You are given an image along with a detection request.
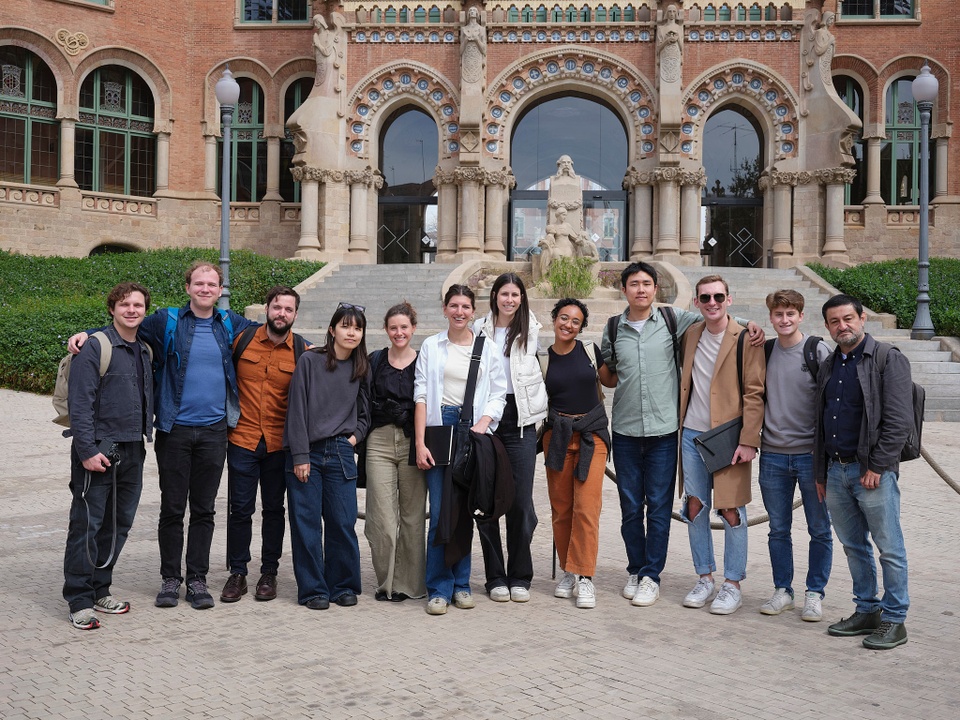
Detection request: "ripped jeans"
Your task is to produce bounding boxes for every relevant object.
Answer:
[680,428,748,581]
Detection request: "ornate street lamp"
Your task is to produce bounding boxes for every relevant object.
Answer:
[215,67,241,310]
[910,63,938,340]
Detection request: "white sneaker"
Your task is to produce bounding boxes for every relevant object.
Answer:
[575,576,596,609]
[760,587,795,616]
[710,582,743,615]
[683,577,716,608]
[453,591,475,609]
[510,586,530,603]
[425,597,448,615]
[622,573,640,599]
[489,585,510,602]
[555,572,576,599]
[801,591,823,622]
[631,576,660,607]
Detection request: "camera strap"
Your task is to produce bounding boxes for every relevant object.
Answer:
[82,459,120,570]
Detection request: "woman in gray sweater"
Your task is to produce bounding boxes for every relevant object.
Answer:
[284,303,370,610]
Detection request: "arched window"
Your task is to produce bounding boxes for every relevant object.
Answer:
[719,4,732,21]
[536,5,547,21]
[623,4,635,21]
[428,6,441,22]
[765,3,777,20]
[556,6,567,22]
[76,65,155,196]
[610,6,621,22]
[580,5,591,22]
[521,6,534,21]
[596,5,607,21]
[218,77,266,203]
[0,46,59,185]
[835,75,867,205]
[704,6,717,21]
[749,3,762,20]
[385,7,397,22]
[508,5,520,21]
[882,76,935,206]
[414,7,426,22]
[280,77,312,203]
[399,7,409,22]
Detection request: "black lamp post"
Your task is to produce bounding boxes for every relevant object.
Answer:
[910,63,938,340]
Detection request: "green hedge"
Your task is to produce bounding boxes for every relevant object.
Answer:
[808,258,960,337]
[0,248,324,394]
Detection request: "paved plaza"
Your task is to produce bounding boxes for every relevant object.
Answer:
[2,386,959,719]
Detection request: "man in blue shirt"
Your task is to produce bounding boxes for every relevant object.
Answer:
[814,294,913,650]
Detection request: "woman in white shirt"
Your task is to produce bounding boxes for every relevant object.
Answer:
[414,285,507,616]
[473,273,548,603]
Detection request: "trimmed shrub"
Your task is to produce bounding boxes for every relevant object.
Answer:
[539,256,598,298]
[0,249,324,393]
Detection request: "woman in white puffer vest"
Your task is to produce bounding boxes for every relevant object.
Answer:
[473,272,549,603]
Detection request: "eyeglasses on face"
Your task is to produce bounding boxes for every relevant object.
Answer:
[337,301,366,313]
[698,293,727,304]
[557,313,583,327]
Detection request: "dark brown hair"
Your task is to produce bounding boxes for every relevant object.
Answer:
[765,289,804,313]
[490,272,530,356]
[107,282,151,312]
[384,301,417,327]
[265,285,301,310]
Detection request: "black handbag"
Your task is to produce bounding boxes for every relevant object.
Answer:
[693,330,747,474]
[450,335,485,491]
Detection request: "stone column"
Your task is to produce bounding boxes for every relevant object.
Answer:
[935,136,949,198]
[624,168,654,258]
[679,169,706,263]
[482,168,515,258]
[204,135,217,194]
[455,166,484,255]
[817,168,856,260]
[653,167,681,258]
[155,131,171,194]
[862,129,884,204]
[346,168,379,259]
[769,171,796,263]
[292,166,322,259]
[759,175,774,262]
[367,172,382,257]
[435,168,458,260]
[263,133,283,201]
[56,118,78,188]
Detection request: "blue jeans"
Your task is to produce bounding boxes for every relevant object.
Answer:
[285,436,362,605]
[758,451,833,596]
[155,419,228,582]
[63,441,144,613]
[826,460,909,623]
[227,439,286,576]
[612,431,677,584]
[425,405,472,601]
[680,428,748,581]
[479,395,538,591]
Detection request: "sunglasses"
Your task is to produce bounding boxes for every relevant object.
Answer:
[698,293,727,304]
[337,301,366,313]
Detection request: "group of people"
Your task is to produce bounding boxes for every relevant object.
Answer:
[61,260,914,651]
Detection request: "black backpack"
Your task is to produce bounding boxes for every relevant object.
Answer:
[764,335,824,377]
[231,326,308,366]
[875,343,925,462]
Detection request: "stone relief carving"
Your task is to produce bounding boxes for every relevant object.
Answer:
[657,5,683,85]
[289,166,346,183]
[459,7,486,131]
[623,168,656,187]
[55,29,90,57]
[313,13,346,115]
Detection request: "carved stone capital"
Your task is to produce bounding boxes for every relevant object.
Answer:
[679,169,707,187]
[344,168,379,186]
[623,168,656,188]
[482,169,516,189]
[769,170,810,187]
[453,166,485,184]
[758,175,771,192]
[434,167,458,186]
[289,166,344,183]
[653,167,682,183]
[814,167,858,185]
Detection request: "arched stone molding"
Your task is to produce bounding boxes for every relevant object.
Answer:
[74,47,174,133]
[484,47,655,163]
[203,58,274,135]
[0,28,74,114]
[832,55,878,127]
[276,59,318,110]
[346,62,461,163]
[680,61,800,165]
[878,56,951,128]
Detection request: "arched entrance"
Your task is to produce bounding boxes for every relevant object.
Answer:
[508,94,628,260]
[378,106,439,263]
[701,106,764,267]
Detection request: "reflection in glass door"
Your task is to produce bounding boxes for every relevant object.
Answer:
[377,200,438,264]
[583,195,626,260]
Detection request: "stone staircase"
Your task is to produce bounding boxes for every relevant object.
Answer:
[283,263,960,421]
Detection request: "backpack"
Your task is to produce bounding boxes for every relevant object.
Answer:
[53,332,153,428]
[231,325,307,366]
[607,306,680,379]
[764,335,824,377]
[875,343,925,462]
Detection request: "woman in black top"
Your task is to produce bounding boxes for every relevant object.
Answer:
[364,302,426,602]
[541,299,610,609]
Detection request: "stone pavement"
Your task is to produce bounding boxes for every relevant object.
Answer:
[2,386,959,719]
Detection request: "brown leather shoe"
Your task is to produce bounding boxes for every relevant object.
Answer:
[254,573,277,601]
[220,573,247,603]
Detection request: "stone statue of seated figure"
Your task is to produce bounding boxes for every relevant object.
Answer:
[533,205,599,283]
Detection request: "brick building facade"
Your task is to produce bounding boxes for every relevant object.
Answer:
[0,0,955,267]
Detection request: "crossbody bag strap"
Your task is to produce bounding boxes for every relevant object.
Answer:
[736,328,746,399]
[459,335,486,426]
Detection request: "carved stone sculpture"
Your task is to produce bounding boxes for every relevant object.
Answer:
[657,4,684,127]
[459,7,486,129]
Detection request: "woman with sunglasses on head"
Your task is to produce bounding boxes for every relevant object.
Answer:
[542,298,610,609]
[473,273,548,603]
[414,285,506,616]
[284,302,370,610]
[364,302,426,603]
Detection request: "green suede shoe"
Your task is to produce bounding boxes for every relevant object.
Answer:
[863,621,908,650]
[827,609,882,636]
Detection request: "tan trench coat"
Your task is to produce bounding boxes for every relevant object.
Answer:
[678,317,765,509]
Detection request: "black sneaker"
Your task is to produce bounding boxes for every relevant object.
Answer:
[155,578,182,608]
[863,621,908,650]
[186,578,215,610]
[827,609,882,636]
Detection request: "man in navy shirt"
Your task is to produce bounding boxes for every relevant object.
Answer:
[814,294,913,649]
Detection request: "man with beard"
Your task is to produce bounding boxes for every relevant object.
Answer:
[220,286,308,603]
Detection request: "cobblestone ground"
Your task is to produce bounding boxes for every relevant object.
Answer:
[2,388,958,719]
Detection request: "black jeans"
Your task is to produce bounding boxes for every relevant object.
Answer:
[478,395,538,591]
[63,441,144,612]
[156,419,228,582]
[227,439,286,576]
